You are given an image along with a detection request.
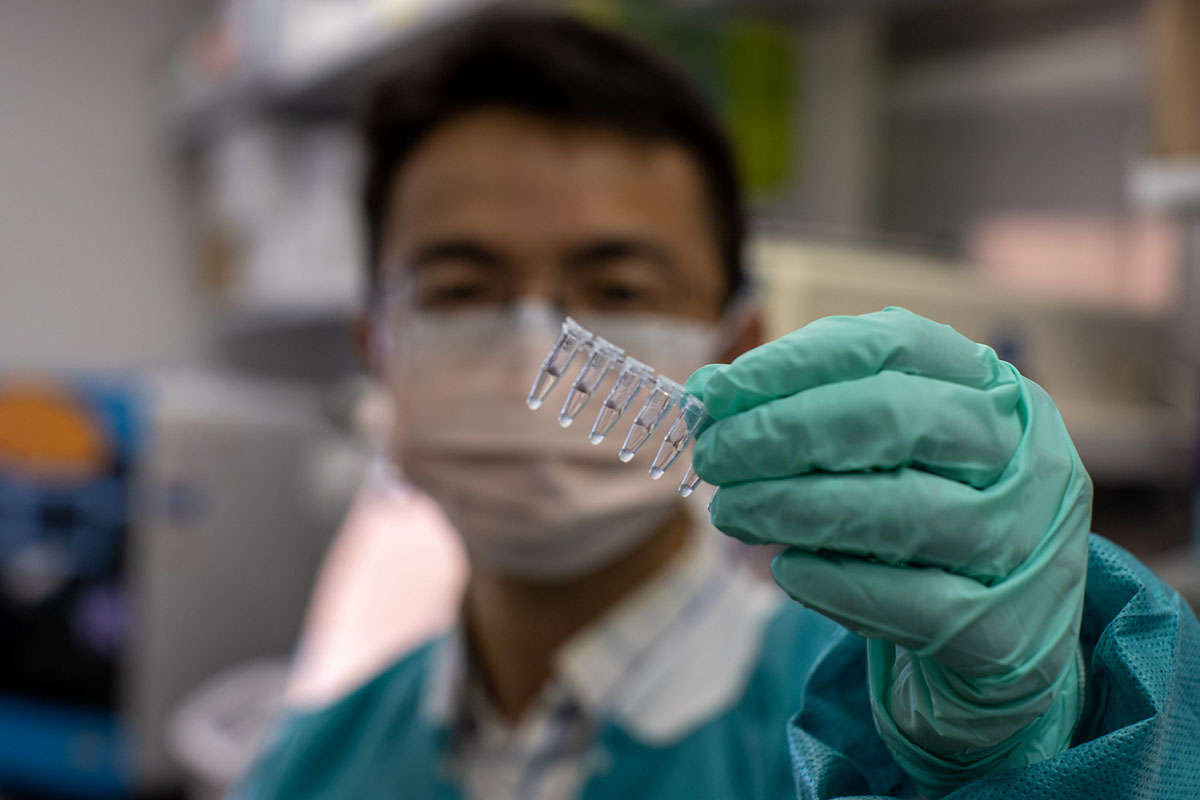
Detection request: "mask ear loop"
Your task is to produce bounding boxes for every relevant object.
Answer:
[366,269,420,490]
[706,281,761,363]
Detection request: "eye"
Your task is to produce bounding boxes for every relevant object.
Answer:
[423,281,492,308]
[414,268,505,310]
[577,275,667,313]
[596,281,647,304]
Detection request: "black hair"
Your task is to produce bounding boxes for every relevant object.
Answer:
[358,7,746,303]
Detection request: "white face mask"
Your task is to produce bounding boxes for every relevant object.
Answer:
[386,302,733,581]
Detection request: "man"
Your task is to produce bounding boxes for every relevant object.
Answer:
[240,9,1200,799]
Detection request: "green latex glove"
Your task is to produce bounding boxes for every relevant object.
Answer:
[686,307,1092,797]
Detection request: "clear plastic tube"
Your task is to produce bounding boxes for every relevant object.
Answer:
[678,465,703,497]
[557,337,623,427]
[589,357,653,444]
[618,376,681,463]
[527,318,712,498]
[649,394,706,479]
[527,317,589,410]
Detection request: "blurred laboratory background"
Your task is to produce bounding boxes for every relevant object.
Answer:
[1,0,1198,797]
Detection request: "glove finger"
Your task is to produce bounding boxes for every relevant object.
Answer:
[771,540,1085,676]
[709,470,1047,582]
[700,307,1010,420]
[683,363,724,399]
[693,370,1022,488]
[770,547,991,660]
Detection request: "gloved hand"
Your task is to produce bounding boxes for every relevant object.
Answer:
[686,307,1092,797]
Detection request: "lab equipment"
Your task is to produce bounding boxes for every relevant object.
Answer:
[589,356,652,445]
[650,393,708,486]
[527,317,710,497]
[618,376,681,463]
[688,307,1091,796]
[525,317,588,411]
[0,371,342,797]
[557,336,623,428]
[0,377,139,797]
[167,660,290,800]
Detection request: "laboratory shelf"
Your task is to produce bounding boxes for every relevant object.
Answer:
[212,302,358,339]
[170,0,985,148]
[173,0,507,148]
[210,303,361,381]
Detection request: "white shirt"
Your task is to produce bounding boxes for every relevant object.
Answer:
[422,527,784,800]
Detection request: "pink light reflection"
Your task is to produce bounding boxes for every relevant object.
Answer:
[284,476,466,709]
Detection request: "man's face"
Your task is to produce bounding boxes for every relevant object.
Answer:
[371,109,749,581]
[377,108,728,323]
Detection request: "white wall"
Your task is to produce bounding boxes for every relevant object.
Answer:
[0,0,207,370]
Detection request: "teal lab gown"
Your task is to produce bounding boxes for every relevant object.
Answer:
[238,536,1200,798]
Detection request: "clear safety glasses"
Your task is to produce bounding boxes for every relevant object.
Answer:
[527,317,711,498]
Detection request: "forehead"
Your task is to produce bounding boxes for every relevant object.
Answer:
[381,109,725,292]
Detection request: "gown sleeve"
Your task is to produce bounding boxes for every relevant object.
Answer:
[786,534,1200,800]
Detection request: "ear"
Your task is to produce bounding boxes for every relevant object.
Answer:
[718,309,764,364]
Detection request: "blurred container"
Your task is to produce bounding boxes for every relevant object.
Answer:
[1151,0,1200,157]
[171,0,500,130]
[167,660,289,800]
[127,371,355,791]
[199,122,362,316]
[0,375,141,797]
[0,370,354,795]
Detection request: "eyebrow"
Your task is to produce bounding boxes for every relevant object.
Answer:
[408,238,507,270]
[563,237,680,279]
[404,235,684,284]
